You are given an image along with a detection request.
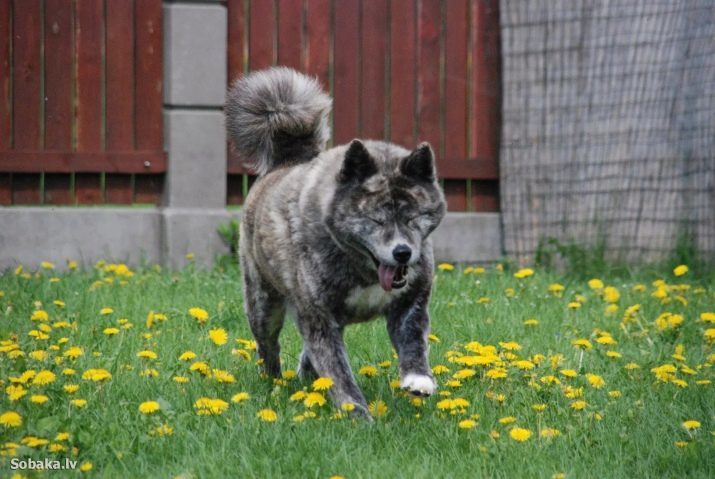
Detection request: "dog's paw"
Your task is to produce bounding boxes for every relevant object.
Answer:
[400,373,436,397]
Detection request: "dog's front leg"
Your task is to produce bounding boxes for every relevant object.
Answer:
[297,311,371,417]
[387,300,436,397]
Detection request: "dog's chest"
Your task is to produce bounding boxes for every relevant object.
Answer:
[344,284,399,320]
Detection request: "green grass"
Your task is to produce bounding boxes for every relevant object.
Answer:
[0,262,713,478]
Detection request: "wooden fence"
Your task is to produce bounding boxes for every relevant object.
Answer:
[226,0,501,212]
[0,0,165,205]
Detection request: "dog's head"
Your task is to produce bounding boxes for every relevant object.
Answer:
[326,139,446,292]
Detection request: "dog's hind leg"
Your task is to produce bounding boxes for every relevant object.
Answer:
[297,347,318,381]
[387,297,436,397]
[242,265,285,378]
[296,311,370,417]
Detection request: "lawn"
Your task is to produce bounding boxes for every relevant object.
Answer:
[0,260,713,478]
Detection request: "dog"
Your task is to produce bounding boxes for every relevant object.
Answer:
[226,67,446,417]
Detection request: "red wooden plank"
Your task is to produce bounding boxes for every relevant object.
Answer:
[444,0,468,162]
[226,174,244,205]
[0,174,10,205]
[470,0,500,166]
[0,151,167,173]
[360,0,387,140]
[43,174,72,204]
[435,157,497,180]
[75,0,103,204]
[305,0,330,89]
[106,0,135,204]
[134,174,162,205]
[416,0,441,153]
[227,0,246,83]
[0,0,11,150]
[135,0,163,150]
[471,179,499,212]
[444,179,467,212]
[389,0,417,148]
[12,0,42,204]
[44,0,73,204]
[105,174,133,204]
[277,0,303,69]
[0,1,11,204]
[333,0,360,144]
[249,0,275,70]
[12,174,42,204]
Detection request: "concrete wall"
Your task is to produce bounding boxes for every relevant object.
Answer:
[0,1,503,271]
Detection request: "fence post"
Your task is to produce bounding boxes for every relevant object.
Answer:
[162,1,229,268]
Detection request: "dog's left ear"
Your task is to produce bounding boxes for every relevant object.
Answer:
[401,142,436,182]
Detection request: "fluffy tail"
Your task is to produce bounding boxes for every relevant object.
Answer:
[225,67,332,176]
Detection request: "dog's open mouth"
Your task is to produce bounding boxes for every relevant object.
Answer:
[377,264,408,292]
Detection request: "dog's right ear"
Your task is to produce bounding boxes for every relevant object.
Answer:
[338,139,378,183]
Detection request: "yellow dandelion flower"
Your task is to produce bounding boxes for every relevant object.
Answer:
[212,369,236,383]
[432,364,450,375]
[231,392,250,403]
[194,397,229,415]
[55,432,70,441]
[624,362,640,370]
[41,261,55,270]
[606,350,622,359]
[139,401,160,414]
[513,360,535,370]
[137,350,158,360]
[0,411,22,427]
[341,402,356,412]
[486,368,508,379]
[705,328,715,343]
[30,394,49,404]
[32,370,56,386]
[173,375,189,384]
[63,384,79,393]
[80,462,92,472]
[701,312,715,323]
[290,390,307,402]
[560,369,578,378]
[603,286,620,303]
[682,420,700,430]
[189,361,211,375]
[368,400,388,417]
[71,399,87,408]
[567,301,582,309]
[209,328,228,346]
[257,408,278,422]
[588,278,604,290]
[523,319,539,326]
[31,310,49,321]
[358,365,378,377]
[304,392,327,408]
[81,368,112,382]
[428,334,440,343]
[585,373,606,389]
[453,368,476,379]
[489,430,500,439]
[509,427,532,442]
[437,263,454,271]
[458,419,477,429]
[189,307,209,324]
[499,341,521,351]
[548,283,565,295]
[100,307,114,315]
[673,265,688,276]
[608,390,622,398]
[571,339,592,350]
[312,377,334,391]
[570,400,587,411]
[513,268,534,279]
[499,416,517,425]
[178,351,197,361]
[532,403,547,412]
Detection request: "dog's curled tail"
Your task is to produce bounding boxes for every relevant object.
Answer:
[225,67,332,176]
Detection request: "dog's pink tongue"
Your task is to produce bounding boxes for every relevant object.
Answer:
[378,264,396,292]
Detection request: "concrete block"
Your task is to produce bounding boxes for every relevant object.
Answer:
[0,207,162,271]
[164,110,227,208]
[164,3,227,106]
[432,212,503,263]
[161,207,234,269]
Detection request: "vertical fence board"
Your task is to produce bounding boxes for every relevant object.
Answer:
[249,0,275,70]
[43,0,73,204]
[134,0,163,204]
[470,0,500,165]
[333,0,360,144]
[443,0,469,211]
[360,0,387,140]
[304,0,330,89]
[0,1,11,204]
[277,0,303,69]
[389,0,417,148]
[11,0,42,204]
[416,0,441,153]
[227,0,245,83]
[105,0,135,204]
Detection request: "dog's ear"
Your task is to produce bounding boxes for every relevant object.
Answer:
[338,139,378,183]
[401,142,436,182]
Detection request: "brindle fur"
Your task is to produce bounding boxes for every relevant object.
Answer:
[226,68,446,417]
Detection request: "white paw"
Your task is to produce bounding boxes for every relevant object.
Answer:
[400,373,436,396]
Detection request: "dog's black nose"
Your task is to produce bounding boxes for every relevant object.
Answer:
[392,244,412,264]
